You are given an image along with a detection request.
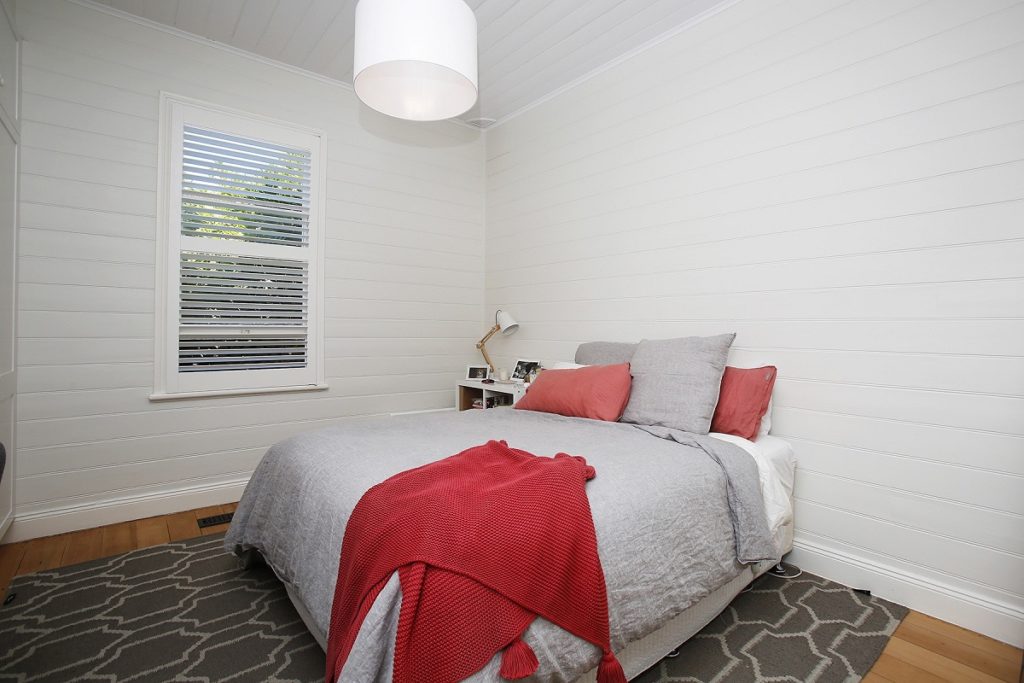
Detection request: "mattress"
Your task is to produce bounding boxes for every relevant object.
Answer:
[226,409,790,682]
[281,556,784,683]
[281,538,789,683]
[574,560,778,682]
[572,431,797,682]
[708,432,796,555]
[277,430,796,682]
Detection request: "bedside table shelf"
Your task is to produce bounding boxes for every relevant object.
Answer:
[456,379,527,411]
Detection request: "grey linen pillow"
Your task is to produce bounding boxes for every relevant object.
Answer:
[620,333,736,434]
[574,341,637,366]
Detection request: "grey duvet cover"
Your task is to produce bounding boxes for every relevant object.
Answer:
[225,407,776,682]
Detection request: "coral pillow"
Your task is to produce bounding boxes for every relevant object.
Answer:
[711,366,777,440]
[514,363,632,422]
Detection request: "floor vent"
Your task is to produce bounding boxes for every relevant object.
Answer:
[197,512,234,529]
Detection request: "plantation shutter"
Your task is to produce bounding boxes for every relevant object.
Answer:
[158,98,323,397]
[180,126,310,247]
[177,253,309,373]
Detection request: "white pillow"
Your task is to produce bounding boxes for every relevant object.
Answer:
[548,361,588,370]
[756,398,773,439]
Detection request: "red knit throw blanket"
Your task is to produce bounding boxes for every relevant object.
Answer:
[325,440,626,683]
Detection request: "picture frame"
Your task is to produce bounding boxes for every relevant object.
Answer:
[511,359,541,382]
[466,365,490,381]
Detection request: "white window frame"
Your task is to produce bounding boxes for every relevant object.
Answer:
[152,94,326,400]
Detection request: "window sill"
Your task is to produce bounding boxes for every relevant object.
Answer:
[149,383,329,402]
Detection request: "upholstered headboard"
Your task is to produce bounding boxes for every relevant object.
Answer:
[574,341,637,365]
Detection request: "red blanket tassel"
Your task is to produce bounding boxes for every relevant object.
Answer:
[597,651,627,683]
[499,635,539,680]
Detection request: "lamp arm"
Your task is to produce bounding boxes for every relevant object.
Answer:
[479,344,495,373]
[476,324,500,349]
[476,323,501,371]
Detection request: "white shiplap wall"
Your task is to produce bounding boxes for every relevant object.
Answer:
[0,0,16,541]
[485,0,1024,645]
[11,0,484,538]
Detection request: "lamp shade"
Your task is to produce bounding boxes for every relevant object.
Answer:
[353,0,478,121]
[496,310,518,336]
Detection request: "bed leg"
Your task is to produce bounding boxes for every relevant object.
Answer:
[768,562,802,579]
[237,548,265,570]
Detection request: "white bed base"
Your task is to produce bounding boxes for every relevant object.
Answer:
[576,521,792,681]
[282,520,794,682]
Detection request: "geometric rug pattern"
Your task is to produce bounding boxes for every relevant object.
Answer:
[1,534,906,682]
[0,534,322,683]
[634,571,908,683]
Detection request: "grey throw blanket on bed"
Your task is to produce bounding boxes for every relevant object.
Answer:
[225,408,777,682]
[634,426,777,564]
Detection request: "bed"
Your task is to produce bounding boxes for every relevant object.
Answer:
[224,405,795,682]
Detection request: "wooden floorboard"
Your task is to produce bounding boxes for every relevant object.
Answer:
[861,673,893,683]
[61,527,104,566]
[904,611,1024,669]
[134,516,170,549]
[870,652,949,682]
[17,534,69,575]
[100,521,137,557]
[872,634,1011,683]
[894,620,1021,682]
[0,540,26,593]
[0,501,1019,683]
[166,510,200,542]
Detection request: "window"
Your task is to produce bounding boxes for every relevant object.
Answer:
[154,96,325,399]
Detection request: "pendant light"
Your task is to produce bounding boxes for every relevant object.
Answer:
[353,0,478,121]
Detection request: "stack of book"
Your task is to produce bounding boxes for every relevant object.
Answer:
[471,396,509,409]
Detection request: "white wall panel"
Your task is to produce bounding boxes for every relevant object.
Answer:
[0,3,15,537]
[11,0,484,539]
[484,0,1024,645]
[797,470,1023,556]
[19,120,157,168]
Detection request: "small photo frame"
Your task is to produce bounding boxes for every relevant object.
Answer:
[511,359,541,382]
[466,365,490,380]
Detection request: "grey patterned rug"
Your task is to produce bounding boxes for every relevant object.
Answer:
[0,535,906,682]
[634,571,907,682]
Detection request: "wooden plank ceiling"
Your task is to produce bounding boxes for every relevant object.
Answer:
[92,0,730,126]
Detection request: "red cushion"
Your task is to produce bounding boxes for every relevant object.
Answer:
[514,363,632,422]
[711,366,777,440]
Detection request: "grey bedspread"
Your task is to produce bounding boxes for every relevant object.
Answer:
[225,408,776,682]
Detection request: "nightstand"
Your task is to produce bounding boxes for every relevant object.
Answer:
[455,379,527,411]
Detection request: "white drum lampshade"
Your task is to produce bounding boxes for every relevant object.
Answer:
[353,0,478,121]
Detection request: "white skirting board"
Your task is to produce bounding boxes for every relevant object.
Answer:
[1,476,250,543]
[788,536,1024,648]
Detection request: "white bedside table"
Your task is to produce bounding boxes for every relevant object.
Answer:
[455,379,527,411]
